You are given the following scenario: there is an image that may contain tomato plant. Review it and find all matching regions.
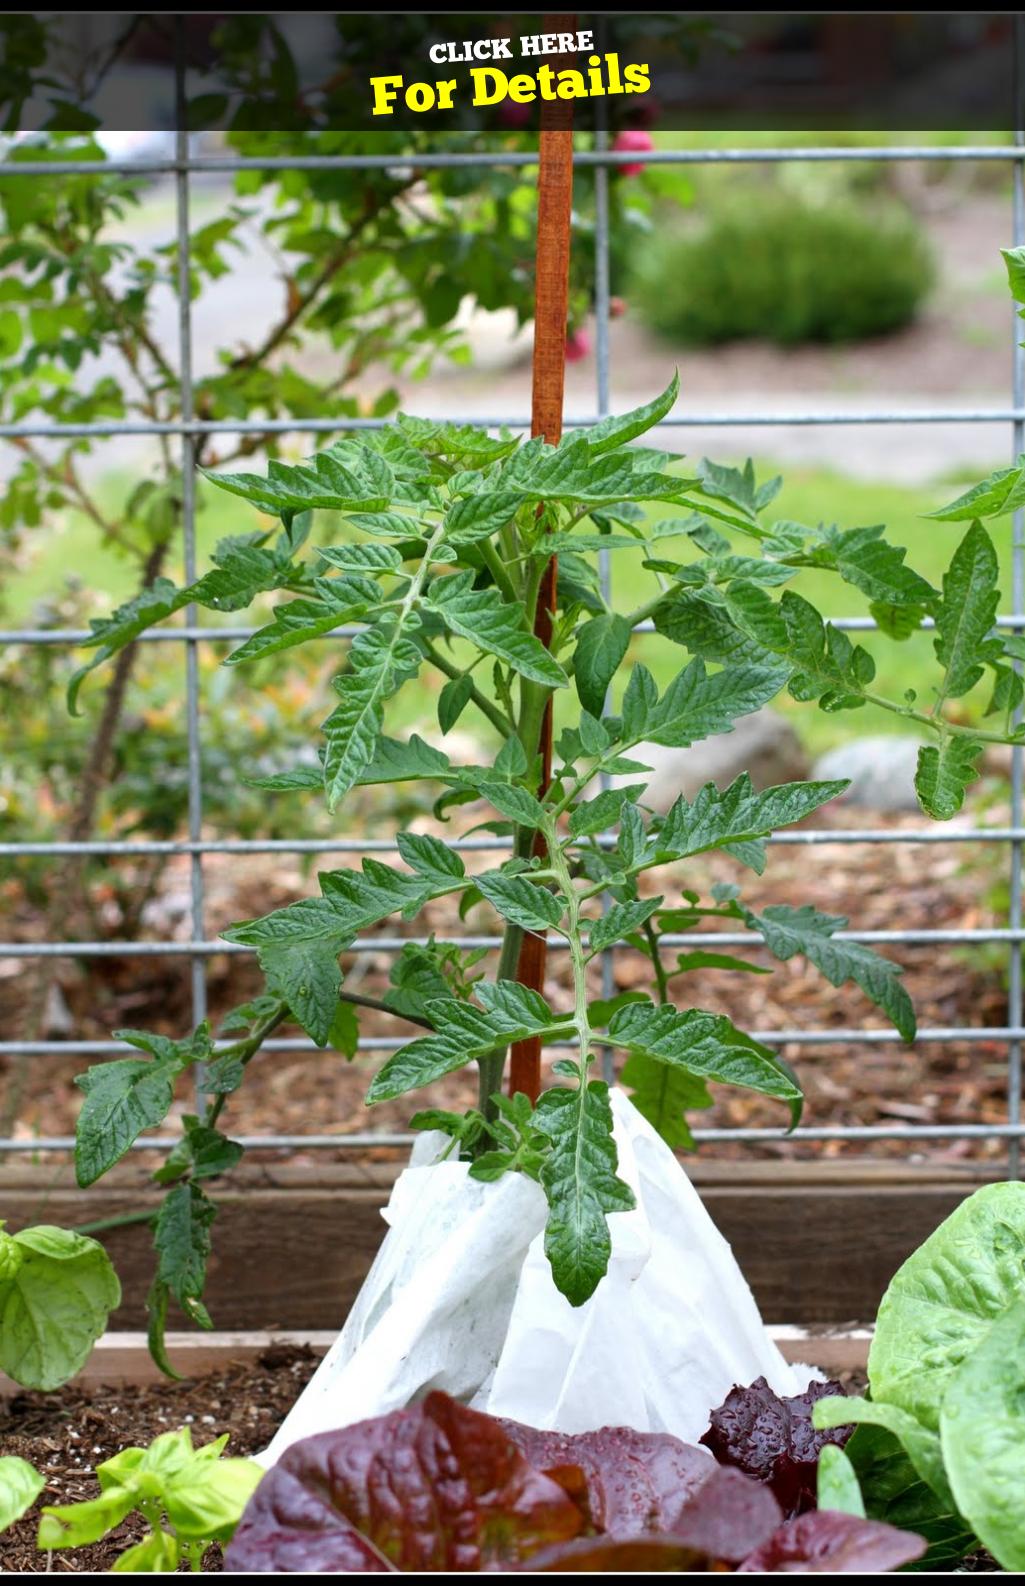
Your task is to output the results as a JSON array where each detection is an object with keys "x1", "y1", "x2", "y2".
[{"x1": 65, "y1": 246, "x2": 1025, "y2": 1372}]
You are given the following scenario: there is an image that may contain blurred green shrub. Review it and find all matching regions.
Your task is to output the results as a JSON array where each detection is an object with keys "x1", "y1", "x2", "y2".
[{"x1": 632, "y1": 193, "x2": 935, "y2": 346}]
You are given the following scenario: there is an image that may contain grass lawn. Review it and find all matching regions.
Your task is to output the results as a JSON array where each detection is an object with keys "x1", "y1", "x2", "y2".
[{"x1": 6, "y1": 455, "x2": 1012, "y2": 759}]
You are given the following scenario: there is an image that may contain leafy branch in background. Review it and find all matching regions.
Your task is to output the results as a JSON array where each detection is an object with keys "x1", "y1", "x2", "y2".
[
  {"x1": 62, "y1": 247, "x2": 1025, "y2": 1367},
  {"x1": 0, "y1": 11, "x2": 657, "y2": 1110}
]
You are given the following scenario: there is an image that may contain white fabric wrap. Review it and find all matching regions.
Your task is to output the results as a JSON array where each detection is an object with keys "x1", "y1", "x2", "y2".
[{"x1": 260, "y1": 1088, "x2": 809, "y2": 1466}]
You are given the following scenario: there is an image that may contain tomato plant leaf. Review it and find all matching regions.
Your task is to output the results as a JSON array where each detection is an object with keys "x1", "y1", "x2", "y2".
[
  {"x1": 741, "y1": 903, "x2": 915, "y2": 1042},
  {"x1": 426, "y1": 571, "x2": 568, "y2": 688},
  {"x1": 914, "y1": 735, "x2": 984, "y2": 820},
  {"x1": 367, "y1": 984, "x2": 572, "y2": 1102},
  {"x1": 609, "y1": 1001, "x2": 803, "y2": 1127},
  {"x1": 533, "y1": 1080, "x2": 636, "y2": 1306},
  {"x1": 932, "y1": 521, "x2": 1000, "y2": 699}
]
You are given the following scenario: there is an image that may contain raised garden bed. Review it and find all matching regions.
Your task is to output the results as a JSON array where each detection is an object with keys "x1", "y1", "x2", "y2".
[{"x1": 1, "y1": 1157, "x2": 1004, "y2": 1335}]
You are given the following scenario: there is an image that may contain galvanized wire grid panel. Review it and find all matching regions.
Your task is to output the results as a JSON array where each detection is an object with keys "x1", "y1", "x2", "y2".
[{"x1": 2, "y1": 63, "x2": 1025, "y2": 1164}]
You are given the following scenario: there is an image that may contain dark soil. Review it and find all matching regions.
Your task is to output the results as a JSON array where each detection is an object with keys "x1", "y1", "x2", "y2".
[{"x1": 0, "y1": 1344, "x2": 319, "y2": 1573}]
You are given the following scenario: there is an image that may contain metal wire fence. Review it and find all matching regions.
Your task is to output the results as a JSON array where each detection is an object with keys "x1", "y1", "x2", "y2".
[{"x1": 2, "y1": 83, "x2": 1025, "y2": 1167}]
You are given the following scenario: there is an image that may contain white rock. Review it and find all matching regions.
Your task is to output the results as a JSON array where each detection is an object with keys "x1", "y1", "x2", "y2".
[{"x1": 812, "y1": 736, "x2": 924, "y2": 812}]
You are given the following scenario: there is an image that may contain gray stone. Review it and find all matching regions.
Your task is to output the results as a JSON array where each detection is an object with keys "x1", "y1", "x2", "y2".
[
  {"x1": 619, "y1": 708, "x2": 810, "y2": 811},
  {"x1": 811, "y1": 736, "x2": 923, "y2": 812}
]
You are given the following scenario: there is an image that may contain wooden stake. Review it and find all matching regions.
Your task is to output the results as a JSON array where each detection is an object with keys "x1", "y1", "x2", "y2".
[{"x1": 508, "y1": 117, "x2": 574, "y2": 1103}]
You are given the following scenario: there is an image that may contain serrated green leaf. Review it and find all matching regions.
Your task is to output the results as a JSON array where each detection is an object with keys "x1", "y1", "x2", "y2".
[
  {"x1": 533, "y1": 1080, "x2": 635, "y2": 1306},
  {"x1": 986, "y1": 662, "x2": 1024, "y2": 718},
  {"x1": 322, "y1": 624, "x2": 423, "y2": 810},
  {"x1": 243, "y1": 763, "x2": 322, "y2": 791},
  {"x1": 346, "y1": 510, "x2": 431, "y2": 539},
  {"x1": 652, "y1": 588, "x2": 787, "y2": 672},
  {"x1": 154, "y1": 1183, "x2": 217, "y2": 1329},
  {"x1": 224, "y1": 577, "x2": 376, "y2": 666},
  {"x1": 206, "y1": 445, "x2": 394, "y2": 515},
  {"x1": 654, "y1": 775, "x2": 846, "y2": 870},
  {"x1": 476, "y1": 871, "x2": 566, "y2": 930},
  {"x1": 317, "y1": 542, "x2": 402, "y2": 574},
  {"x1": 618, "y1": 1049, "x2": 712, "y2": 1150},
  {"x1": 587, "y1": 897, "x2": 662, "y2": 955},
  {"x1": 395, "y1": 830, "x2": 466, "y2": 886},
  {"x1": 671, "y1": 950, "x2": 771, "y2": 976},
  {"x1": 494, "y1": 734, "x2": 529, "y2": 776},
  {"x1": 438, "y1": 674, "x2": 473, "y2": 733},
  {"x1": 68, "y1": 544, "x2": 299, "y2": 711},
  {"x1": 443, "y1": 490, "x2": 522, "y2": 543},
  {"x1": 359, "y1": 733, "x2": 452, "y2": 783},
  {"x1": 933, "y1": 522, "x2": 1000, "y2": 699},
  {"x1": 777, "y1": 590, "x2": 876, "y2": 711},
  {"x1": 74, "y1": 1057, "x2": 182, "y2": 1187},
  {"x1": 568, "y1": 784, "x2": 644, "y2": 838},
  {"x1": 574, "y1": 613, "x2": 631, "y2": 717},
  {"x1": 224, "y1": 857, "x2": 464, "y2": 1043},
  {"x1": 914, "y1": 737, "x2": 983, "y2": 820},
  {"x1": 566, "y1": 372, "x2": 679, "y2": 455},
  {"x1": 480, "y1": 780, "x2": 546, "y2": 828},
  {"x1": 928, "y1": 458, "x2": 1025, "y2": 521},
  {"x1": 794, "y1": 524, "x2": 935, "y2": 610},
  {"x1": 744, "y1": 903, "x2": 915, "y2": 1042},
  {"x1": 326, "y1": 1000, "x2": 360, "y2": 1058},
  {"x1": 0, "y1": 1226, "x2": 120, "y2": 1391},
  {"x1": 396, "y1": 413, "x2": 520, "y2": 465},
  {"x1": 366, "y1": 983, "x2": 572, "y2": 1101},
  {"x1": 426, "y1": 572, "x2": 568, "y2": 687},
  {"x1": 609, "y1": 999, "x2": 803, "y2": 1126},
  {"x1": 640, "y1": 656, "x2": 789, "y2": 749},
  {"x1": 152, "y1": 1121, "x2": 243, "y2": 1186}
]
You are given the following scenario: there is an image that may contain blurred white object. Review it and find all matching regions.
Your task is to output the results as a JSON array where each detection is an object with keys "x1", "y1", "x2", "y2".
[{"x1": 260, "y1": 1089, "x2": 809, "y2": 1465}]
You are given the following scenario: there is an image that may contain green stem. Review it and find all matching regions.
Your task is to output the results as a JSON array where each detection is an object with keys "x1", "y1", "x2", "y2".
[
  {"x1": 74, "y1": 1208, "x2": 156, "y2": 1236},
  {"x1": 544, "y1": 817, "x2": 592, "y2": 1077},
  {"x1": 642, "y1": 918, "x2": 671, "y2": 1006},
  {"x1": 203, "y1": 1003, "x2": 292, "y2": 1129},
  {"x1": 480, "y1": 537, "x2": 519, "y2": 604},
  {"x1": 475, "y1": 917, "x2": 525, "y2": 1125},
  {"x1": 622, "y1": 589, "x2": 669, "y2": 630},
  {"x1": 339, "y1": 989, "x2": 432, "y2": 1029}
]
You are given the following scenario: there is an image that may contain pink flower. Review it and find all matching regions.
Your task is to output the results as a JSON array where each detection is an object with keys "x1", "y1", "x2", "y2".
[
  {"x1": 612, "y1": 128, "x2": 654, "y2": 177},
  {"x1": 498, "y1": 100, "x2": 532, "y2": 129},
  {"x1": 610, "y1": 295, "x2": 627, "y2": 319},
  {"x1": 564, "y1": 327, "x2": 591, "y2": 362}
]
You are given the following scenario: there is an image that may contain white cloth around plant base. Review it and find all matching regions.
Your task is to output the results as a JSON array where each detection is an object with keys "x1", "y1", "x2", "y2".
[{"x1": 259, "y1": 1089, "x2": 810, "y2": 1466}]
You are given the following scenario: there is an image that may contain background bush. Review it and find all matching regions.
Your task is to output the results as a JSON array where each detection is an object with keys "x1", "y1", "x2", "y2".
[{"x1": 631, "y1": 193, "x2": 935, "y2": 345}]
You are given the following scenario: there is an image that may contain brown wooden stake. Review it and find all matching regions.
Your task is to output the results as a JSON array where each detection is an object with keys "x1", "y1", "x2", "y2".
[{"x1": 508, "y1": 111, "x2": 574, "y2": 1103}]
